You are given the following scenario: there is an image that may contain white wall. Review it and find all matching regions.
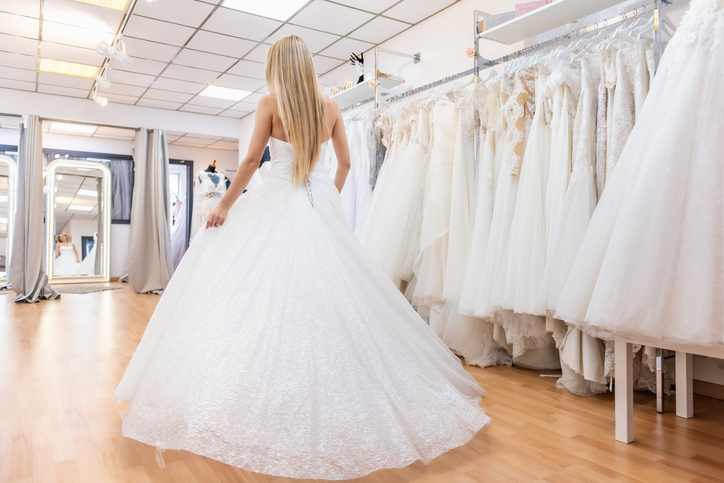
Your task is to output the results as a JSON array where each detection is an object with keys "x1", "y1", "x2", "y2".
[
  {"x1": 111, "y1": 224, "x2": 129, "y2": 278},
  {"x1": 63, "y1": 218, "x2": 98, "y2": 245}
]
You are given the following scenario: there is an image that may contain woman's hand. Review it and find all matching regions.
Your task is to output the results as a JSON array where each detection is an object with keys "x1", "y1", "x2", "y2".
[{"x1": 206, "y1": 204, "x2": 229, "y2": 229}]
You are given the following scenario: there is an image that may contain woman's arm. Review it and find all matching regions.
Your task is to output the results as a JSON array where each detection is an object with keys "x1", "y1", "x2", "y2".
[
  {"x1": 329, "y1": 99, "x2": 350, "y2": 193},
  {"x1": 206, "y1": 96, "x2": 273, "y2": 229},
  {"x1": 55, "y1": 245, "x2": 60, "y2": 259}
]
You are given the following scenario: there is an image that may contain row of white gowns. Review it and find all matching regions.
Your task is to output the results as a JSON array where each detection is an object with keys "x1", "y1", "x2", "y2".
[{"x1": 356, "y1": 31, "x2": 674, "y2": 395}]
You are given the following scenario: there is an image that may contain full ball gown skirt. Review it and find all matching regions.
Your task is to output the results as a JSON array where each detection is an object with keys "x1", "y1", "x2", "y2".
[
  {"x1": 556, "y1": 0, "x2": 724, "y2": 348},
  {"x1": 54, "y1": 246, "x2": 79, "y2": 276},
  {"x1": 115, "y1": 138, "x2": 490, "y2": 481}
]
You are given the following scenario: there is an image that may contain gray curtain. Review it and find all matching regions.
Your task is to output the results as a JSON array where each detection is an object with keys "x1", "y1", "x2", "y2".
[
  {"x1": 94, "y1": 177, "x2": 103, "y2": 275},
  {"x1": 100, "y1": 159, "x2": 133, "y2": 221},
  {"x1": 11, "y1": 115, "x2": 60, "y2": 303},
  {"x1": 121, "y1": 128, "x2": 173, "y2": 293}
]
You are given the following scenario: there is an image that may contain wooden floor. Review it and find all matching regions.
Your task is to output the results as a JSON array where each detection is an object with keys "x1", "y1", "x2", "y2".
[{"x1": 1, "y1": 284, "x2": 723, "y2": 483}]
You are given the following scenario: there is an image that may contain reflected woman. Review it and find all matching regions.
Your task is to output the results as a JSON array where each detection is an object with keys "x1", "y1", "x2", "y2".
[{"x1": 54, "y1": 233, "x2": 79, "y2": 276}]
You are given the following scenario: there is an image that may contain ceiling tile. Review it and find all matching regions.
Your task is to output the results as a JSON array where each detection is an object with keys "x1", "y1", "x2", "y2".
[
  {"x1": 171, "y1": 139, "x2": 208, "y2": 147},
  {"x1": 107, "y1": 69, "x2": 156, "y2": 87},
  {"x1": 218, "y1": 111, "x2": 245, "y2": 119},
  {"x1": 136, "y1": 98, "x2": 183, "y2": 110},
  {"x1": 38, "y1": 71, "x2": 94, "y2": 88},
  {"x1": 122, "y1": 38, "x2": 181, "y2": 63},
  {"x1": 42, "y1": 21, "x2": 115, "y2": 50},
  {"x1": 94, "y1": 126, "x2": 136, "y2": 139},
  {"x1": 319, "y1": 37, "x2": 374, "y2": 60},
  {"x1": 151, "y1": 77, "x2": 205, "y2": 94},
  {"x1": 38, "y1": 84, "x2": 88, "y2": 98},
  {"x1": 243, "y1": 92, "x2": 264, "y2": 103},
  {"x1": 383, "y1": 0, "x2": 454, "y2": 23},
  {"x1": 179, "y1": 104, "x2": 224, "y2": 115},
  {"x1": 43, "y1": 0, "x2": 123, "y2": 33},
  {"x1": 226, "y1": 59, "x2": 266, "y2": 79},
  {"x1": 257, "y1": 84, "x2": 270, "y2": 94},
  {"x1": 312, "y1": 55, "x2": 344, "y2": 75},
  {"x1": 0, "y1": 77, "x2": 35, "y2": 91},
  {"x1": 114, "y1": 57, "x2": 168, "y2": 76},
  {"x1": 101, "y1": 92, "x2": 138, "y2": 105},
  {"x1": 132, "y1": 0, "x2": 215, "y2": 28},
  {"x1": 173, "y1": 48, "x2": 237, "y2": 72},
  {"x1": 332, "y1": 0, "x2": 399, "y2": 13},
  {"x1": 177, "y1": 135, "x2": 220, "y2": 144},
  {"x1": 289, "y1": 1, "x2": 374, "y2": 36},
  {"x1": 186, "y1": 95, "x2": 237, "y2": 109},
  {"x1": 202, "y1": 7, "x2": 282, "y2": 42},
  {"x1": 99, "y1": 82, "x2": 147, "y2": 97},
  {"x1": 142, "y1": 88, "x2": 194, "y2": 103},
  {"x1": 0, "y1": 67, "x2": 35, "y2": 82},
  {"x1": 226, "y1": 101, "x2": 256, "y2": 112},
  {"x1": 0, "y1": 0, "x2": 41, "y2": 17},
  {"x1": 124, "y1": 16, "x2": 195, "y2": 46},
  {"x1": 163, "y1": 64, "x2": 220, "y2": 84},
  {"x1": 0, "y1": 11, "x2": 39, "y2": 38},
  {"x1": 187, "y1": 30, "x2": 256, "y2": 59},
  {"x1": 348, "y1": 16, "x2": 409, "y2": 44},
  {"x1": 0, "y1": 51, "x2": 36, "y2": 70},
  {"x1": 0, "y1": 33, "x2": 38, "y2": 55},
  {"x1": 264, "y1": 24, "x2": 340, "y2": 54},
  {"x1": 243, "y1": 43, "x2": 270, "y2": 63},
  {"x1": 212, "y1": 73, "x2": 264, "y2": 91},
  {"x1": 40, "y1": 41, "x2": 104, "y2": 66},
  {"x1": 209, "y1": 139, "x2": 240, "y2": 148}
]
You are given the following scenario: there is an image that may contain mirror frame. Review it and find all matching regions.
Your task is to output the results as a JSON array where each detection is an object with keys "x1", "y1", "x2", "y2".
[
  {"x1": 46, "y1": 160, "x2": 112, "y2": 284},
  {"x1": 0, "y1": 155, "x2": 16, "y2": 283}
]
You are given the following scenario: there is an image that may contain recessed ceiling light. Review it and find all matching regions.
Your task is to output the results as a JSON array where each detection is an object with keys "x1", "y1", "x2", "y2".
[
  {"x1": 70, "y1": 0, "x2": 131, "y2": 11},
  {"x1": 222, "y1": 0, "x2": 307, "y2": 21},
  {"x1": 68, "y1": 205, "x2": 95, "y2": 211},
  {"x1": 40, "y1": 58, "x2": 100, "y2": 78},
  {"x1": 77, "y1": 189, "x2": 99, "y2": 197},
  {"x1": 0, "y1": 196, "x2": 7, "y2": 202},
  {"x1": 49, "y1": 122, "x2": 98, "y2": 136},
  {"x1": 0, "y1": 217, "x2": 7, "y2": 224},
  {"x1": 199, "y1": 85, "x2": 252, "y2": 102}
]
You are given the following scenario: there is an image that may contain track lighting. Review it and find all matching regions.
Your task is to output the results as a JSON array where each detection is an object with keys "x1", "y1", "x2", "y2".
[
  {"x1": 95, "y1": 72, "x2": 112, "y2": 90},
  {"x1": 93, "y1": 94, "x2": 109, "y2": 107},
  {"x1": 96, "y1": 36, "x2": 133, "y2": 68}
]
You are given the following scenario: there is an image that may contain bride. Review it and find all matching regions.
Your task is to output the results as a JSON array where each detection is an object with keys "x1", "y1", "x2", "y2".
[{"x1": 115, "y1": 35, "x2": 489, "y2": 480}]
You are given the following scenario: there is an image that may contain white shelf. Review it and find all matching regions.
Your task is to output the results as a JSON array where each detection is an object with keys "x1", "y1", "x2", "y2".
[
  {"x1": 480, "y1": 0, "x2": 627, "y2": 45},
  {"x1": 331, "y1": 75, "x2": 404, "y2": 109}
]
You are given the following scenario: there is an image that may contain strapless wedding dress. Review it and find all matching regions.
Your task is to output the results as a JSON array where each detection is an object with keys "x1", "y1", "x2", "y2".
[
  {"x1": 54, "y1": 246, "x2": 78, "y2": 276},
  {"x1": 115, "y1": 137, "x2": 489, "y2": 480}
]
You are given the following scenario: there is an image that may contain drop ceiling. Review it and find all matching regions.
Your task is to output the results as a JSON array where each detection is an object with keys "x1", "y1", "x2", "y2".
[{"x1": 0, "y1": 0, "x2": 458, "y2": 119}]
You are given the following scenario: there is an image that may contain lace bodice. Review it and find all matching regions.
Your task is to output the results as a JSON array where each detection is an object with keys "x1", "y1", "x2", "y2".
[{"x1": 196, "y1": 170, "x2": 226, "y2": 198}]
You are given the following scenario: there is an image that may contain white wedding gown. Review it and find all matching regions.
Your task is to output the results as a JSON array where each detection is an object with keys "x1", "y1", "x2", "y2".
[
  {"x1": 115, "y1": 137, "x2": 490, "y2": 480},
  {"x1": 556, "y1": 0, "x2": 724, "y2": 348},
  {"x1": 55, "y1": 245, "x2": 79, "y2": 276}
]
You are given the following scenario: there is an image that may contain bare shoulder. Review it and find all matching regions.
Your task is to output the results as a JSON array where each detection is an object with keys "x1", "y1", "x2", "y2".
[{"x1": 258, "y1": 94, "x2": 277, "y2": 111}]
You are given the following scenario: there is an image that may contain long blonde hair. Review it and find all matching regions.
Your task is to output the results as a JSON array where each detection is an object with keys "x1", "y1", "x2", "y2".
[{"x1": 265, "y1": 35, "x2": 326, "y2": 185}]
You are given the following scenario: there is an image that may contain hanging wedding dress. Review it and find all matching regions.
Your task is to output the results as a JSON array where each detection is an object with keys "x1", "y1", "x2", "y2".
[
  {"x1": 78, "y1": 237, "x2": 98, "y2": 276},
  {"x1": 494, "y1": 66, "x2": 551, "y2": 317},
  {"x1": 442, "y1": 94, "x2": 476, "y2": 301},
  {"x1": 190, "y1": 171, "x2": 227, "y2": 241},
  {"x1": 556, "y1": 0, "x2": 724, "y2": 349},
  {"x1": 412, "y1": 100, "x2": 458, "y2": 308},
  {"x1": 459, "y1": 81, "x2": 503, "y2": 316},
  {"x1": 116, "y1": 137, "x2": 490, "y2": 480},
  {"x1": 540, "y1": 55, "x2": 607, "y2": 395}
]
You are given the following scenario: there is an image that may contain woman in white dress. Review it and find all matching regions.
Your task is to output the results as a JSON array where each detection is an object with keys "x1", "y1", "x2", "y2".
[
  {"x1": 115, "y1": 36, "x2": 489, "y2": 481},
  {"x1": 54, "y1": 233, "x2": 79, "y2": 276}
]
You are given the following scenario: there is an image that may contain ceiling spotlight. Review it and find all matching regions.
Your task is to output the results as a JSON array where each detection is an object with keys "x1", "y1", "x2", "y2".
[
  {"x1": 95, "y1": 72, "x2": 112, "y2": 89},
  {"x1": 93, "y1": 94, "x2": 109, "y2": 107},
  {"x1": 145, "y1": 0, "x2": 157, "y2": 2},
  {"x1": 97, "y1": 37, "x2": 133, "y2": 68}
]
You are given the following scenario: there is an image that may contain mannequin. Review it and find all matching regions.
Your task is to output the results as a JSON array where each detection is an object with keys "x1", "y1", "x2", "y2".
[{"x1": 191, "y1": 160, "x2": 228, "y2": 241}]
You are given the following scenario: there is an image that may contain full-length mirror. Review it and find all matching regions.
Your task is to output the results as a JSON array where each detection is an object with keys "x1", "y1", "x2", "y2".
[
  {"x1": 0, "y1": 155, "x2": 16, "y2": 283},
  {"x1": 46, "y1": 161, "x2": 111, "y2": 283}
]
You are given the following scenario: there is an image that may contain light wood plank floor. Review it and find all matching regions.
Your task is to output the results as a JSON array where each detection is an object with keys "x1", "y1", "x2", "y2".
[{"x1": 1, "y1": 283, "x2": 723, "y2": 483}]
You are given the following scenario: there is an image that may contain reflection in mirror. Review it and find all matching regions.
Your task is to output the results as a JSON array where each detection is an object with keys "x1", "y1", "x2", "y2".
[
  {"x1": 46, "y1": 161, "x2": 111, "y2": 283},
  {"x1": 0, "y1": 156, "x2": 16, "y2": 282}
]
